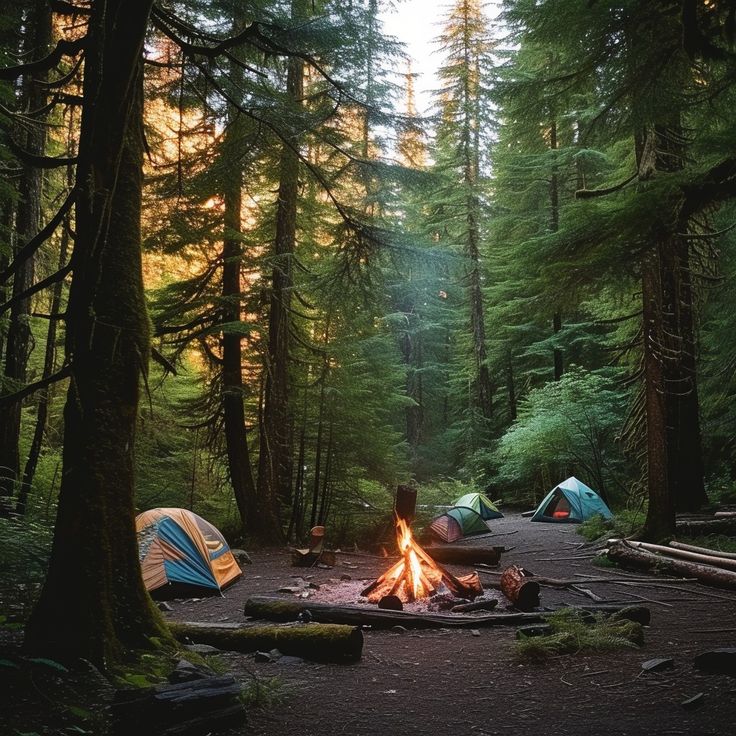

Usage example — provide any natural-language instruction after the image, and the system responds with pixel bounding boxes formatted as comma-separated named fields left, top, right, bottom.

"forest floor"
left=165, top=515, right=736, bottom=736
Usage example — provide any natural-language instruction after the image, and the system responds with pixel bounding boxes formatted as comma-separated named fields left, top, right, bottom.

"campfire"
left=360, top=516, right=482, bottom=604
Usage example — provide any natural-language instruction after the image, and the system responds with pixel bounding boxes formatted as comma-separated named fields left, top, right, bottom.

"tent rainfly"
left=429, top=506, right=491, bottom=543
left=136, top=508, right=242, bottom=596
left=452, top=492, right=503, bottom=520
left=530, top=477, right=613, bottom=523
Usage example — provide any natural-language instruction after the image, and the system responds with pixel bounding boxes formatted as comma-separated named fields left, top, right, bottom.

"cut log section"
left=169, top=621, right=364, bottom=663
left=606, top=541, right=736, bottom=591
left=500, top=565, right=540, bottom=611
left=424, top=545, right=502, bottom=566
left=395, top=485, right=418, bottom=522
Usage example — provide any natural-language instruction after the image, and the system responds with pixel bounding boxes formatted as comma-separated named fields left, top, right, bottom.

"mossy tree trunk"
left=24, top=0, right=169, bottom=667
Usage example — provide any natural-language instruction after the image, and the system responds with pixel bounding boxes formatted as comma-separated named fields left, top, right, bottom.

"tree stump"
left=500, top=565, right=540, bottom=611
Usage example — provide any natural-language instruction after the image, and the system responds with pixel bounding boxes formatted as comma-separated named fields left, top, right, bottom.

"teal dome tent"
left=530, top=477, right=612, bottom=523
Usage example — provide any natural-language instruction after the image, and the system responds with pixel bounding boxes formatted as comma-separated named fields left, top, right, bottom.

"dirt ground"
left=163, top=515, right=736, bottom=736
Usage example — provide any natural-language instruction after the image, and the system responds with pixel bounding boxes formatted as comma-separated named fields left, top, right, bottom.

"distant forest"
left=2, top=0, right=736, bottom=558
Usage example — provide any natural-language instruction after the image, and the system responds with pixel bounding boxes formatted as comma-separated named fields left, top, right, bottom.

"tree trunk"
left=0, top=0, right=51, bottom=508
left=258, top=0, right=308, bottom=540
left=18, top=223, right=70, bottom=513
left=640, top=241, right=675, bottom=541
left=549, top=118, right=564, bottom=381
left=24, top=0, right=169, bottom=667
left=221, top=109, right=258, bottom=536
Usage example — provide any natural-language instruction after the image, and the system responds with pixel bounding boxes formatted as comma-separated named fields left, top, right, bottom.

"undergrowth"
left=578, top=509, right=645, bottom=543
left=676, top=534, right=736, bottom=554
left=515, top=609, right=643, bottom=660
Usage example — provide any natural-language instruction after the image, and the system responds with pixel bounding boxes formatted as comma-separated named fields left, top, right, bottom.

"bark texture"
left=24, top=0, right=168, bottom=666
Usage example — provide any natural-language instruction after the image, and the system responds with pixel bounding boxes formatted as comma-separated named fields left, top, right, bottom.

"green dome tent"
left=452, top=492, right=503, bottom=520
left=530, top=477, right=612, bottom=523
left=429, top=506, right=491, bottom=543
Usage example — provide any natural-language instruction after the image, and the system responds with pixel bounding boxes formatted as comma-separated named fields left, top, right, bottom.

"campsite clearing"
left=162, top=514, right=736, bottom=736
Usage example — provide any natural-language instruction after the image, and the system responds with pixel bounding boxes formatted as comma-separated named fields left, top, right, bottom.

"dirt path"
left=166, top=515, right=736, bottom=736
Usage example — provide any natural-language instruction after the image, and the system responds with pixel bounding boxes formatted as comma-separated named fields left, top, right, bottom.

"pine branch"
left=0, top=365, right=72, bottom=409
left=0, top=37, right=86, bottom=81
left=575, top=172, right=637, bottom=199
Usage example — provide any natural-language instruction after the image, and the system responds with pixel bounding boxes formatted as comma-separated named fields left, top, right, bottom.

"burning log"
left=169, top=621, right=363, bottom=663
left=500, top=565, right=540, bottom=611
left=360, top=518, right=482, bottom=603
left=425, top=545, right=502, bottom=566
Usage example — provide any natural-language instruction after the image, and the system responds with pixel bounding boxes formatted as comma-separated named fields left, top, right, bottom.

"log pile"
left=606, top=539, right=736, bottom=591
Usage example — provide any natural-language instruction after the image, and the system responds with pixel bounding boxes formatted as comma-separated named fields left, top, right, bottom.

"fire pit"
left=360, top=517, right=482, bottom=604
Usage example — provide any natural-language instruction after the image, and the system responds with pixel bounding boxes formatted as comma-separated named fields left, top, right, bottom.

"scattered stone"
left=168, top=659, right=212, bottom=684
left=340, top=574, right=352, bottom=581
left=278, top=655, right=303, bottom=665
left=470, top=630, right=481, bottom=637
left=230, top=549, right=252, bottom=565
left=254, top=650, right=282, bottom=663
left=157, top=601, right=173, bottom=612
left=297, top=610, right=312, bottom=623
left=694, top=648, right=736, bottom=676
left=378, top=595, right=403, bottom=611
left=184, top=644, right=220, bottom=655
left=391, top=626, right=408, bottom=634
left=641, top=658, right=675, bottom=673
left=681, top=693, right=706, bottom=711
left=308, top=582, right=321, bottom=590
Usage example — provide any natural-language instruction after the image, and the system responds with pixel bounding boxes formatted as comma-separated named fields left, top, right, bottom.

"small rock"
left=278, top=655, right=303, bottom=665
left=641, top=657, right=675, bottom=672
left=308, top=582, right=321, bottom=590
left=168, top=659, right=212, bottom=683
left=694, top=648, right=736, bottom=676
left=681, top=693, right=705, bottom=711
left=184, top=644, right=220, bottom=655
left=254, top=650, right=277, bottom=663
left=230, top=548, right=252, bottom=565
left=157, top=601, right=173, bottom=612
left=297, top=610, right=313, bottom=623
left=470, top=630, right=481, bottom=637
left=340, top=574, right=352, bottom=581
left=391, top=625, right=408, bottom=634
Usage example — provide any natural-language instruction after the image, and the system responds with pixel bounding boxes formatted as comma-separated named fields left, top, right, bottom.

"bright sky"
left=380, top=1, right=444, bottom=116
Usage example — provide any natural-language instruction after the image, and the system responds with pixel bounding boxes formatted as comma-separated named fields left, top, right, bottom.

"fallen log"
left=243, top=596, right=648, bottom=630
left=670, top=540, right=736, bottom=560
left=675, top=517, right=736, bottom=537
left=606, top=541, right=736, bottom=591
left=622, top=540, right=736, bottom=572
left=112, top=675, right=246, bottom=736
left=243, top=595, right=552, bottom=628
left=169, top=621, right=363, bottom=664
left=424, top=545, right=502, bottom=566
left=500, top=565, right=540, bottom=611
left=714, top=511, right=736, bottom=518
